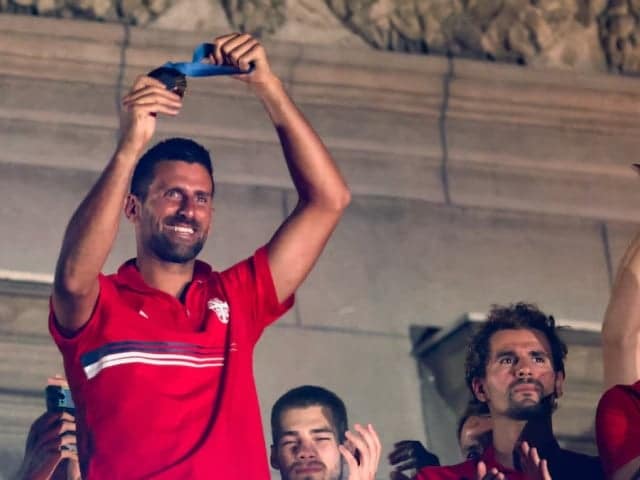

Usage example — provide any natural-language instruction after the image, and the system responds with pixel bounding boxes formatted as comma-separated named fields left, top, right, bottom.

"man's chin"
left=155, top=249, right=200, bottom=264
left=287, top=469, right=325, bottom=480
left=290, top=474, right=324, bottom=480
left=507, top=397, right=553, bottom=420
left=150, top=236, right=204, bottom=264
left=286, top=462, right=335, bottom=480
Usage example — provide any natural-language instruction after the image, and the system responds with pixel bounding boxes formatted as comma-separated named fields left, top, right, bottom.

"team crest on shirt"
left=207, top=298, right=230, bottom=324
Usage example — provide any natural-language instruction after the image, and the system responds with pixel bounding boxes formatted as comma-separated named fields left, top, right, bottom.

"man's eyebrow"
left=278, top=427, right=334, bottom=439
left=159, top=183, right=211, bottom=193
left=529, top=349, right=550, bottom=357
left=494, top=349, right=515, bottom=358
left=310, top=427, right=335, bottom=435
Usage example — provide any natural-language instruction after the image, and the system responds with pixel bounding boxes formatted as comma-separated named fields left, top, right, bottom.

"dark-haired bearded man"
left=417, top=303, right=603, bottom=480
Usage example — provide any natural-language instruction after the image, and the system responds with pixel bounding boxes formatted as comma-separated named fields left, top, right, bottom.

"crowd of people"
left=9, top=31, right=640, bottom=480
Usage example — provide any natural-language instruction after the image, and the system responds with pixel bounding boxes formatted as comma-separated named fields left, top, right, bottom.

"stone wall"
left=1, top=11, right=640, bottom=479
left=5, top=0, right=640, bottom=75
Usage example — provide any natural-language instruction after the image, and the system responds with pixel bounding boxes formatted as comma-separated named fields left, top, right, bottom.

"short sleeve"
left=596, top=384, right=640, bottom=476
left=220, top=245, right=294, bottom=341
left=49, top=274, right=113, bottom=355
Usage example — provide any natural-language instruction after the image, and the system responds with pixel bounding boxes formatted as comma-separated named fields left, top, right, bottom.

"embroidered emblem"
left=207, top=298, right=230, bottom=324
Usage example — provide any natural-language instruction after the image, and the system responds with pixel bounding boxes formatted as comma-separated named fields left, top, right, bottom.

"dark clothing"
left=417, top=445, right=603, bottom=480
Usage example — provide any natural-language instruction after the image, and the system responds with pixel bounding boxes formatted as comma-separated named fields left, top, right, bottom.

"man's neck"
left=136, top=255, right=195, bottom=299
left=492, top=416, right=526, bottom=468
left=492, top=415, right=557, bottom=469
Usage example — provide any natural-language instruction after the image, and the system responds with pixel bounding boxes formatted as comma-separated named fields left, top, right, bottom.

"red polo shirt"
left=417, top=446, right=526, bottom=480
left=417, top=444, right=602, bottom=480
left=50, top=246, right=293, bottom=479
left=596, top=380, right=640, bottom=477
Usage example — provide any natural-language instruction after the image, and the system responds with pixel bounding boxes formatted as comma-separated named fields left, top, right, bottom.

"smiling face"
left=127, top=160, right=214, bottom=264
left=271, top=405, right=343, bottom=480
left=472, top=328, right=564, bottom=421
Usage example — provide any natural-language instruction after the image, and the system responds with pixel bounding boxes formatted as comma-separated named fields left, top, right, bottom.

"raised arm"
left=602, top=231, right=640, bottom=389
left=52, top=77, right=182, bottom=332
left=211, top=34, right=351, bottom=303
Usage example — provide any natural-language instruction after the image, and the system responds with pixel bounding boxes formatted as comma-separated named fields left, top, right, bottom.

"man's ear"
left=270, top=444, right=280, bottom=470
left=472, top=378, right=488, bottom=403
left=124, top=194, right=140, bottom=222
left=554, top=371, right=565, bottom=398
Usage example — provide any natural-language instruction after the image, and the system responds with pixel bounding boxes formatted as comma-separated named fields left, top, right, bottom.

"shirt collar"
left=115, top=258, right=212, bottom=293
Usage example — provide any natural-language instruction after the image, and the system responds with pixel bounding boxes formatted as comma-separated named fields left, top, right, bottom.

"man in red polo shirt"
left=597, top=225, right=640, bottom=480
left=417, top=303, right=602, bottom=480
left=49, top=33, right=350, bottom=479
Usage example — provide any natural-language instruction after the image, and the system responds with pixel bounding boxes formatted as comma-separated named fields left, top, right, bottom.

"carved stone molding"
left=324, top=0, right=610, bottom=71
left=598, top=0, right=640, bottom=73
left=0, top=0, right=174, bottom=25
left=1, top=0, right=639, bottom=74
left=221, top=0, right=285, bottom=36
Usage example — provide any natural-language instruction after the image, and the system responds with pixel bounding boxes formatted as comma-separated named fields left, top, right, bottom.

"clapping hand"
left=340, top=424, right=382, bottom=480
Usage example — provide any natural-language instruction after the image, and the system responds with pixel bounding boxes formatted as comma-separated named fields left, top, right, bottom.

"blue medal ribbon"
left=162, top=43, right=253, bottom=77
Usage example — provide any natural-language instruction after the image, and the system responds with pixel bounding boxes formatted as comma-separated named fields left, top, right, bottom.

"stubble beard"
left=145, top=210, right=207, bottom=264
left=149, top=230, right=204, bottom=263
left=149, top=233, right=204, bottom=264
left=505, top=379, right=555, bottom=421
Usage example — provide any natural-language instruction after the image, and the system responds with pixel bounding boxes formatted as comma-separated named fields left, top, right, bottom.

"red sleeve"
left=48, top=274, right=118, bottom=398
left=49, top=274, right=113, bottom=353
left=415, top=464, right=465, bottom=480
left=416, top=467, right=433, bottom=480
left=220, top=245, right=294, bottom=341
left=596, top=384, right=640, bottom=476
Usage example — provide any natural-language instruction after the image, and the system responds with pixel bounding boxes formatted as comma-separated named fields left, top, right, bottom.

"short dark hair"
left=456, top=399, right=490, bottom=441
left=130, top=137, right=213, bottom=201
left=464, top=302, right=568, bottom=396
left=270, top=385, right=348, bottom=444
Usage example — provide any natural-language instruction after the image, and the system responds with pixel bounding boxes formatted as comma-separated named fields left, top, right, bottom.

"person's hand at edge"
left=476, top=461, right=506, bottom=480
left=340, top=423, right=382, bottom=480
left=13, top=411, right=78, bottom=480
left=388, top=439, right=440, bottom=477
left=517, top=441, right=552, bottom=480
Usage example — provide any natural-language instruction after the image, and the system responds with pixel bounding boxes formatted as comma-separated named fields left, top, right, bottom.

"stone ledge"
left=448, top=161, right=640, bottom=223
left=450, top=59, right=640, bottom=136
left=3, top=13, right=640, bottom=222
left=0, top=16, right=446, bottom=115
left=0, top=113, right=440, bottom=204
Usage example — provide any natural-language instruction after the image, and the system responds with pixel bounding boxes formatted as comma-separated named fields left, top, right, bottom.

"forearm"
left=603, top=232, right=640, bottom=388
left=603, top=282, right=640, bottom=388
left=211, top=34, right=350, bottom=302
left=54, top=148, right=138, bottom=297
left=253, top=76, right=350, bottom=210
